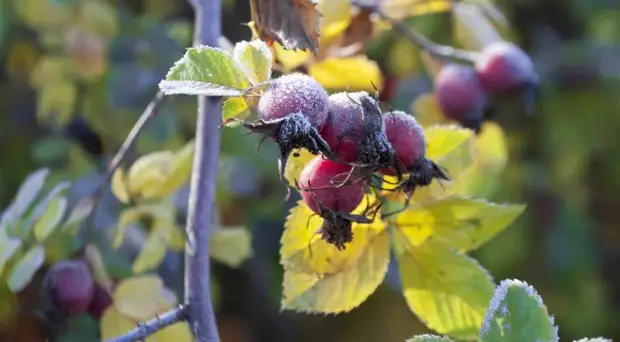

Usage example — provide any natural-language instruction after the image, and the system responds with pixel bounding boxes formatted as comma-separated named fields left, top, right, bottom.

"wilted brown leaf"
left=250, top=0, right=322, bottom=54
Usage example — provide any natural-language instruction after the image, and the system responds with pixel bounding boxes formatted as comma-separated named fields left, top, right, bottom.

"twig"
left=183, top=0, right=221, bottom=341
left=356, top=3, right=480, bottom=64
left=104, top=305, right=189, bottom=342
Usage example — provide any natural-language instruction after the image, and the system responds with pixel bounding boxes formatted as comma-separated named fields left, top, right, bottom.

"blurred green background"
left=1, top=0, right=620, bottom=341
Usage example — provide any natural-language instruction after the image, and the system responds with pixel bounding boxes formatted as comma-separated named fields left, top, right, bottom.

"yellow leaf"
left=132, top=220, right=171, bottom=274
left=37, top=80, right=78, bottom=126
left=233, top=40, right=273, bottom=85
left=281, top=223, right=390, bottom=314
left=145, top=141, right=195, bottom=199
left=33, top=195, right=67, bottom=242
left=381, top=0, right=452, bottom=20
left=127, top=151, right=175, bottom=199
left=222, top=97, right=250, bottom=123
left=309, top=56, right=384, bottom=93
left=317, top=0, right=351, bottom=41
left=283, top=148, right=315, bottom=188
left=100, top=306, right=136, bottom=340
left=168, top=226, right=186, bottom=252
left=281, top=193, right=387, bottom=275
left=111, top=168, right=131, bottom=204
left=210, top=226, right=253, bottom=268
left=386, top=37, right=422, bottom=77
left=412, top=93, right=446, bottom=128
left=392, top=196, right=525, bottom=252
left=273, top=41, right=313, bottom=72
left=113, top=203, right=174, bottom=249
left=30, top=55, right=71, bottom=88
left=397, top=238, right=494, bottom=340
left=113, top=275, right=177, bottom=321
left=147, top=321, right=193, bottom=342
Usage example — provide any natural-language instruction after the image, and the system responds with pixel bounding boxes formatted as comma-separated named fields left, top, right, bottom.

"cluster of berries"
left=435, top=42, right=538, bottom=131
left=41, top=259, right=112, bottom=321
left=239, top=73, right=448, bottom=250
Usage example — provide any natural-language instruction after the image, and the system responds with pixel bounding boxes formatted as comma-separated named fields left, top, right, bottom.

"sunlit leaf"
left=309, top=56, right=384, bottom=93
left=29, top=55, right=70, bottom=88
left=283, top=148, right=315, bottom=188
left=113, top=203, right=173, bottom=249
left=381, top=0, right=452, bottom=20
left=1, top=168, right=50, bottom=230
left=280, top=194, right=390, bottom=313
left=159, top=46, right=250, bottom=96
left=249, top=0, right=321, bottom=53
left=393, top=196, right=525, bottom=252
left=317, top=0, right=351, bottom=40
left=37, top=79, right=78, bottom=126
left=272, top=41, right=313, bottom=72
left=407, top=335, right=454, bottom=342
left=480, top=279, right=558, bottom=342
left=100, top=306, right=136, bottom=340
left=7, top=245, right=46, bottom=293
left=412, top=94, right=446, bottom=128
left=233, top=40, right=272, bottom=85
left=147, top=321, right=193, bottom=342
left=222, top=97, right=250, bottom=123
left=210, top=226, right=253, bottom=268
left=397, top=238, right=494, bottom=340
left=126, top=151, right=174, bottom=200
left=111, top=168, right=131, bottom=204
left=33, top=195, right=67, bottom=242
left=113, top=275, right=177, bottom=321
left=132, top=220, right=171, bottom=274
left=145, top=141, right=195, bottom=199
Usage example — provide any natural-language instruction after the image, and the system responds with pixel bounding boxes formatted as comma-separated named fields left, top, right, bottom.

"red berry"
left=435, top=64, right=488, bottom=129
left=320, top=91, right=367, bottom=163
left=299, top=156, right=365, bottom=214
left=44, top=260, right=94, bottom=317
left=88, top=284, right=113, bottom=319
left=380, top=111, right=426, bottom=175
left=475, top=41, right=538, bottom=94
left=257, top=73, right=329, bottom=129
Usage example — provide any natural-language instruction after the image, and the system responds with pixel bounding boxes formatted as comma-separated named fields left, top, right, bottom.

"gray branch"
left=104, top=305, right=189, bottom=342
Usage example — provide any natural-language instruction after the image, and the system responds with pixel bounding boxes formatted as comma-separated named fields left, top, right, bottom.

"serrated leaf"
left=111, top=168, right=131, bottom=204
left=222, top=97, right=249, bottom=122
left=113, top=275, right=177, bottom=321
left=406, top=334, right=454, bottom=342
left=397, top=238, right=494, bottom=340
left=1, top=168, right=50, bottom=226
left=0, top=236, right=22, bottom=277
left=210, top=226, right=253, bottom=268
left=33, top=195, right=67, bottom=242
left=100, top=306, right=136, bottom=340
left=7, top=245, right=45, bottom=293
left=233, top=40, right=272, bottom=85
left=132, top=220, right=171, bottom=274
left=283, top=148, right=315, bottom=188
left=480, top=279, right=558, bottom=342
left=393, top=196, right=525, bottom=252
left=145, top=140, right=195, bottom=199
left=280, top=194, right=390, bottom=313
left=249, top=0, right=321, bottom=53
left=309, top=56, right=384, bottom=93
left=159, top=45, right=250, bottom=96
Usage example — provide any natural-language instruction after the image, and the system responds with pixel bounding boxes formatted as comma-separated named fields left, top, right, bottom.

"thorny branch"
left=355, top=2, right=480, bottom=64
left=104, top=305, right=189, bottom=342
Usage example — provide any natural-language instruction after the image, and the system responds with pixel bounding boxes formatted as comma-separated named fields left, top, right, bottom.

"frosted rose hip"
left=299, top=156, right=365, bottom=214
left=320, top=91, right=367, bottom=162
left=381, top=111, right=426, bottom=175
left=435, top=64, right=488, bottom=129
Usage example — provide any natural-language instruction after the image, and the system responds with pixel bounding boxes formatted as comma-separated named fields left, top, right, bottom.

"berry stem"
left=357, top=3, right=480, bottom=64
left=104, top=305, right=189, bottom=342
left=183, top=0, right=222, bottom=342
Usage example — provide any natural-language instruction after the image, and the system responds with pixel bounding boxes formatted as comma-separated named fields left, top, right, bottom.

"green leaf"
left=210, top=226, right=253, bottom=268
left=132, top=220, right=171, bottom=274
left=233, top=40, right=272, bottom=85
left=425, top=125, right=476, bottom=173
left=394, top=196, right=526, bottom=253
left=7, top=245, right=46, bottom=293
left=0, top=236, right=22, bottom=277
left=480, top=279, right=558, bottom=342
left=406, top=335, right=454, bottom=342
left=398, top=238, right=494, bottom=340
left=159, top=45, right=251, bottom=96
left=222, top=97, right=249, bottom=122
left=1, top=168, right=50, bottom=225
left=33, top=195, right=68, bottom=242
left=62, top=198, right=95, bottom=233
